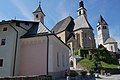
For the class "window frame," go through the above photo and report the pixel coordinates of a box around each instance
[3,27,7,31]
[1,39,6,46]
[0,59,3,67]
[57,52,60,67]
[36,14,38,18]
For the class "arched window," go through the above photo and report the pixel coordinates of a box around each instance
[36,14,38,18]
[98,27,101,31]
[83,11,86,15]
[79,11,81,15]
[70,61,73,67]
[111,46,113,51]
[103,26,107,29]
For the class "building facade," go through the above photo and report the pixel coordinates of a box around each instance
[0,4,70,78]
[52,0,96,50]
[97,15,118,52]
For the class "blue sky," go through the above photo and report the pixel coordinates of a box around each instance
[0,0,120,48]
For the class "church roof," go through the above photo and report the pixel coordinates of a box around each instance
[98,15,108,26]
[22,22,51,38]
[104,37,117,44]
[74,15,93,31]
[33,4,45,16]
[51,16,74,34]
[0,19,50,38]
[67,33,75,42]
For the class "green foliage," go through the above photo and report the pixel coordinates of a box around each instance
[101,61,120,68]
[70,70,78,77]
[89,70,95,75]
[79,59,120,69]
[79,48,119,65]
[80,70,87,75]
[79,59,94,69]
[80,49,89,58]
[74,50,80,56]
[101,70,106,75]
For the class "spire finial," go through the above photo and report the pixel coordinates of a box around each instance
[39,0,41,6]
[79,0,84,8]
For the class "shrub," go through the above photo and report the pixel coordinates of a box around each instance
[70,70,78,77]
[101,70,106,75]
[80,70,87,75]
[89,70,95,75]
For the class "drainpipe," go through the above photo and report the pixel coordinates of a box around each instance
[8,23,18,76]
[46,35,49,75]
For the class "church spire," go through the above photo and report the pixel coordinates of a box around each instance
[79,0,84,8]
[77,0,87,17]
[97,15,110,45]
[97,15,108,26]
[33,1,45,24]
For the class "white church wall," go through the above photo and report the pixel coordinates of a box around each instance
[0,24,18,77]
[48,35,70,78]
[104,43,118,52]
[0,22,35,77]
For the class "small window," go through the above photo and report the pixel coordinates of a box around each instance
[111,46,113,51]
[62,54,64,67]
[1,39,6,46]
[103,26,107,29]
[36,14,38,18]
[0,59,3,67]
[79,11,81,15]
[98,27,101,31]
[85,33,87,38]
[3,27,7,31]
[83,11,86,15]
[57,53,59,67]
[16,23,20,26]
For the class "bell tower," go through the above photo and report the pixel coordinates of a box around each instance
[97,15,110,45]
[33,1,45,24]
[77,0,87,17]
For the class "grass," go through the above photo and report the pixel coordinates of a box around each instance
[78,59,120,69]
[101,61,120,69]
[78,59,94,68]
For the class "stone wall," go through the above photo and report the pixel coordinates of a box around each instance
[0,75,52,80]
[75,75,95,80]
[104,68,120,74]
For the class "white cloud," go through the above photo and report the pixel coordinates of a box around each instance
[11,0,32,20]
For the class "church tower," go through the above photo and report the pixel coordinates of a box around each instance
[73,0,96,49]
[97,15,110,45]
[33,2,45,24]
[77,0,87,17]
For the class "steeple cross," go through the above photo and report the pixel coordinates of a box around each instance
[39,0,41,6]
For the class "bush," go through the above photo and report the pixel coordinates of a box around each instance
[70,70,78,77]
[89,70,95,75]
[101,70,106,75]
[80,70,87,75]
